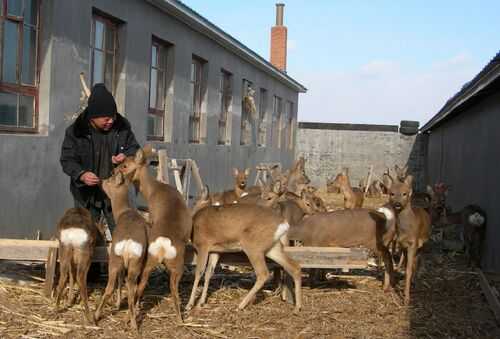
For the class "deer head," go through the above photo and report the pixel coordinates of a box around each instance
[388,175,413,212]
[233,168,251,190]
[394,164,409,182]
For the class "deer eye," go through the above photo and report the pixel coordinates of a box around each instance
[390,193,395,197]
[403,193,407,197]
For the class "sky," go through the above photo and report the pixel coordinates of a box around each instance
[183,0,500,125]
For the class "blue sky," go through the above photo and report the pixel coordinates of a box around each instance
[183,0,500,125]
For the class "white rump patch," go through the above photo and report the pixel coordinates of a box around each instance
[114,239,143,258]
[468,212,485,226]
[60,228,88,247]
[232,200,238,204]
[148,237,177,260]
[376,207,394,221]
[240,192,249,197]
[274,222,290,241]
[212,202,222,206]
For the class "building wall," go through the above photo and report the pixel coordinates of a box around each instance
[0,0,300,239]
[295,123,426,190]
[426,86,500,272]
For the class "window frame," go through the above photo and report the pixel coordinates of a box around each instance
[257,88,267,147]
[189,56,204,143]
[286,100,295,150]
[273,95,283,148]
[90,14,117,94]
[0,0,40,133]
[217,68,232,145]
[147,37,170,141]
[240,78,253,146]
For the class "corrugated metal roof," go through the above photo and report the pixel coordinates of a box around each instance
[421,51,500,132]
[146,0,307,93]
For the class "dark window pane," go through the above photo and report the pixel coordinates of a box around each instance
[159,46,167,69]
[7,0,22,16]
[0,92,18,126]
[149,68,157,109]
[24,0,37,26]
[104,52,113,90]
[92,50,104,85]
[151,45,158,68]
[156,70,165,109]
[147,114,163,137]
[22,26,36,85]
[19,95,34,127]
[147,115,154,136]
[3,21,19,83]
[94,20,104,49]
[105,25,114,52]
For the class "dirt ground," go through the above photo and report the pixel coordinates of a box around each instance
[1,193,499,338]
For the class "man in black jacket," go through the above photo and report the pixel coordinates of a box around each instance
[60,83,140,234]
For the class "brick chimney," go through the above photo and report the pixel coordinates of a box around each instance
[270,3,287,72]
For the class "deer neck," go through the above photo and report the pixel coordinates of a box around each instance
[234,185,246,198]
[339,181,355,198]
[110,193,132,222]
[135,166,158,201]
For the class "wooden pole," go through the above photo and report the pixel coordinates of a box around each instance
[156,149,169,184]
[190,160,204,192]
[364,165,374,196]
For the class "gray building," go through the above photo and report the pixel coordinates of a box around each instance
[0,0,306,239]
[421,51,500,272]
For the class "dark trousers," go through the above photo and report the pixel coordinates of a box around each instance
[74,198,116,241]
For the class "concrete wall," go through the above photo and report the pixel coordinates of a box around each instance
[295,123,426,190]
[0,0,300,239]
[426,81,500,272]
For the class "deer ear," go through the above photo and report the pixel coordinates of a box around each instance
[404,175,414,188]
[232,168,239,177]
[135,149,146,165]
[244,168,251,177]
[200,185,209,201]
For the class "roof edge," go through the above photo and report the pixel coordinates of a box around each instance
[147,0,307,93]
[421,56,500,132]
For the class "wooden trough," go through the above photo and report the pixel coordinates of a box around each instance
[0,239,369,299]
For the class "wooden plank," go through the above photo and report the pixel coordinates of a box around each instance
[44,246,58,297]
[156,149,169,184]
[171,159,183,194]
[478,269,500,323]
[190,160,205,192]
[0,240,58,261]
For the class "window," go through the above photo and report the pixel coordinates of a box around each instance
[286,101,295,149]
[90,15,117,93]
[189,56,204,143]
[272,95,283,148]
[0,0,39,132]
[257,88,267,147]
[240,79,254,145]
[148,39,169,140]
[217,69,232,145]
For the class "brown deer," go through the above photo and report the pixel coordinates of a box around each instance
[287,157,310,194]
[388,175,431,305]
[381,168,394,194]
[116,147,192,321]
[286,207,396,292]
[331,171,364,209]
[214,168,252,205]
[187,203,302,313]
[394,164,408,182]
[95,172,149,330]
[54,208,104,324]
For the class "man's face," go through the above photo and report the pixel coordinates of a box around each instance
[90,115,115,131]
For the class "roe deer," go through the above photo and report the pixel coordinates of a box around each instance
[187,203,302,313]
[117,147,192,321]
[331,171,364,209]
[54,208,104,324]
[388,175,431,305]
[95,172,148,330]
[287,157,310,194]
[214,168,251,205]
[286,207,396,291]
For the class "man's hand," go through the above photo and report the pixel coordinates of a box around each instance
[112,153,126,164]
[80,171,100,186]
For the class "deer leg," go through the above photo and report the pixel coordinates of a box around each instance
[396,248,406,271]
[186,247,209,311]
[238,250,269,310]
[115,270,123,310]
[126,261,141,331]
[95,259,121,322]
[76,252,95,325]
[166,245,185,322]
[379,247,395,291]
[197,252,220,308]
[135,254,158,308]
[67,263,77,307]
[266,242,302,313]
[404,245,417,305]
[54,252,70,311]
